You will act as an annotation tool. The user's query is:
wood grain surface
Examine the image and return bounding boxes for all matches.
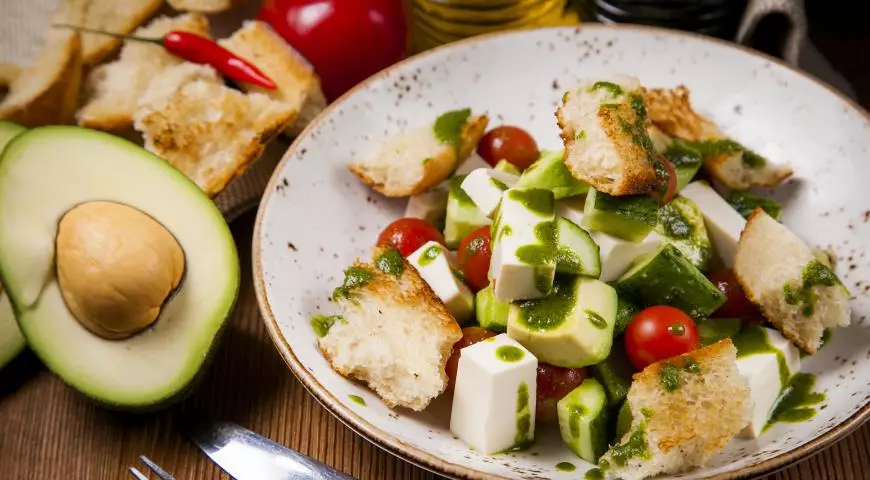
[1,212,868,480]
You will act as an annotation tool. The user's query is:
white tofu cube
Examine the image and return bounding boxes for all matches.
[407,241,474,323]
[680,181,746,268]
[460,168,519,217]
[405,183,448,225]
[556,196,587,226]
[454,152,491,176]
[450,334,538,454]
[735,326,801,438]
[489,188,556,301]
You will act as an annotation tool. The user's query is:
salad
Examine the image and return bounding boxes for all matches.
[313,75,852,479]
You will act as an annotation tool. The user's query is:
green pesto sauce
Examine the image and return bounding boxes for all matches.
[311,314,344,337]
[727,190,783,220]
[568,404,585,438]
[575,130,586,140]
[734,325,791,386]
[590,81,624,97]
[640,407,655,419]
[332,266,373,301]
[516,221,558,266]
[682,356,702,374]
[660,363,681,391]
[764,373,826,431]
[742,150,767,168]
[820,329,832,350]
[586,309,608,329]
[496,345,525,362]
[507,188,555,217]
[433,108,471,147]
[515,381,532,447]
[490,177,510,191]
[690,139,768,168]
[418,245,442,267]
[595,192,659,227]
[515,276,576,331]
[658,201,693,239]
[348,394,366,406]
[663,141,703,168]
[450,175,476,206]
[668,323,686,336]
[556,462,576,472]
[451,266,466,283]
[466,236,487,255]
[375,248,404,277]
[608,422,650,467]
[584,468,604,480]
[556,247,583,273]
[783,260,841,317]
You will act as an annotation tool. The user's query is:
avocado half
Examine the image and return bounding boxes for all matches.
[0,120,27,369]
[0,126,240,409]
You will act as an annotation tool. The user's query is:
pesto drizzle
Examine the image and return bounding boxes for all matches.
[433,108,471,152]
[590,81,624,97]
[688,139,768,169]
[348,394,366,406]
[515,381,532,448]
[515,276,576,331]
[783,260,842,317]
[375,248,404,277]
[586,309,608,329]
[311,314,344,338]
[332,266,373,301]
[496,345,525,362]
[764,373,826,430]
[584,468,604,480]
[607,421,651,467]
[418,245,442,267]
[555,462,576,472]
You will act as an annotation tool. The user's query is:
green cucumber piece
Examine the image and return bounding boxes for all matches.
[591,341,634,408]
[616,244,726,318]
[615,401,632,440]
[614,292,640,337]
[727,190,783,220]
[662,140,703,191]
[555,217,601,277]
[582,189,657,242]
[475,285,510,333]
[557,378,610,463]
[444,175,491,248]
[515,149,589,199]
[494,159,522,176]
[697,318,743,346]
[655,196,712,272]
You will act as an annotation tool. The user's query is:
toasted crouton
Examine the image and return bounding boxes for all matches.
[0,64,21,99]
[642,86,720,142]
[58,0,163,65]
[318,247,462,410]
[556,76,660,196]
[218,21,326,137]
[133,63,295,197]
[702,142,793,189]
[0,30,82,127]
[167,0,248,13]
[599,340,750,480]
[77,14,211,133]
[734,210,850,354]
[349,110,489,197]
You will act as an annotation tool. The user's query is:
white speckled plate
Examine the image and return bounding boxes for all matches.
[253,25,870,479]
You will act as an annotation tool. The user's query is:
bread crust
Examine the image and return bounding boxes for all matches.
[168,0,249,13]
[642,85,720,142]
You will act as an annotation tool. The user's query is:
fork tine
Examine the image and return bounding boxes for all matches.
[128,467,149,480]
[139,455,176,480]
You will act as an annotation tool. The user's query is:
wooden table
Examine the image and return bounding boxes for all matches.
[2,212,868,479]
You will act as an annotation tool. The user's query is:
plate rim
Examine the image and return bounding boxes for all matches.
[252,23,870,480]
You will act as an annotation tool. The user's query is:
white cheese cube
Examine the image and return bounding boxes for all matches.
[405,182,449,225]
[680,181,746,268]
[555,196,587,226]
[454,152,491,176]
[450,334,538,454]
[460,168,519,217]
[489,188,557,301]
[407,241,474,323]
[735,326,801,438]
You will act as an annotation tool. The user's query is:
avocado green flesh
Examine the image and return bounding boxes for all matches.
[516,150,589,199]
[557,378,609,463]
[0,121,27,369]
[494,159,522,176]
[0,127,240,408]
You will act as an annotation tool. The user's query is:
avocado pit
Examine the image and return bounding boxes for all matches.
[55,201,185,340]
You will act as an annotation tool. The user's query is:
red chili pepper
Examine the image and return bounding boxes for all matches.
[54,25,276,90]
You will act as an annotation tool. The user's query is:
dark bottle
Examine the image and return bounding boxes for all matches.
[584,0,749,39]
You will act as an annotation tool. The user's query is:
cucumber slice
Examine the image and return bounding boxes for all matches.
[557,378,609,463]
[515,149,589,199]
[655,196,712,272]
[444,175,491,248]
[727,190,783,220]
[662,140,703,191]
[591,341,634,407]
[475,285,510,333]
[613,291,640,337]
[615,400,632,440]
[616,244,726,318]
[494,159,522,176]
[583,189,658,242]
[555,217,601,277]
[698,317,743,346]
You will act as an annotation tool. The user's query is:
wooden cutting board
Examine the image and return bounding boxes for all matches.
[1,212,868,480]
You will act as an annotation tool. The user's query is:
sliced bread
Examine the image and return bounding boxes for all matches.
[642,86,720,142]
[318,247,463,410]
[599,340,750,480]
[167,0,248,13]
[734,209,851,354]
[59,0,163,65]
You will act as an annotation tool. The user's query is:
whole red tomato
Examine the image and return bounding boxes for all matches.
[476,126,539,170]
[708,269,762,323]
[376,218,444,257]
[625,306,700,370]
[258,0,408,101]
[446,327,497,392]
[536,363,588,423]
[457,226,492,292]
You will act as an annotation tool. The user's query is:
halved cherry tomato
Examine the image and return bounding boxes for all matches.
[446,327,497,392]
[625,306,700,370]
[536,363,588,423]
[457,226,492,292]
[376,218,444,257]
[708,268,762,323]
[477,126,539,170]
[651,154,678,204]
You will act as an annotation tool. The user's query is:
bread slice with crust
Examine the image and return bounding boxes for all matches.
[133,63,295,197]
[317,247,462,411]
[0,64,21,98]
[349,110,489,197]
[218,20,326,137]
[599,340,750,480]
[734,209,851,354]
[58,0,163,66]
[167,0,248,13]
[556,76,660,196]
[642,86,720,142]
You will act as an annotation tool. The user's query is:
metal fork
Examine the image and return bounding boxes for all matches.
[128,455,176,480]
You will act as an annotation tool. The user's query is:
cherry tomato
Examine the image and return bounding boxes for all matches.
[651,154,678,204]
[476,126,540,170]
[258,0,408,101]
[457,226,492,292]
[536,363,588,423]
[376,218,444,257]
[708,268,763,323]
[625,306,700,370]
[446,327,497,392]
